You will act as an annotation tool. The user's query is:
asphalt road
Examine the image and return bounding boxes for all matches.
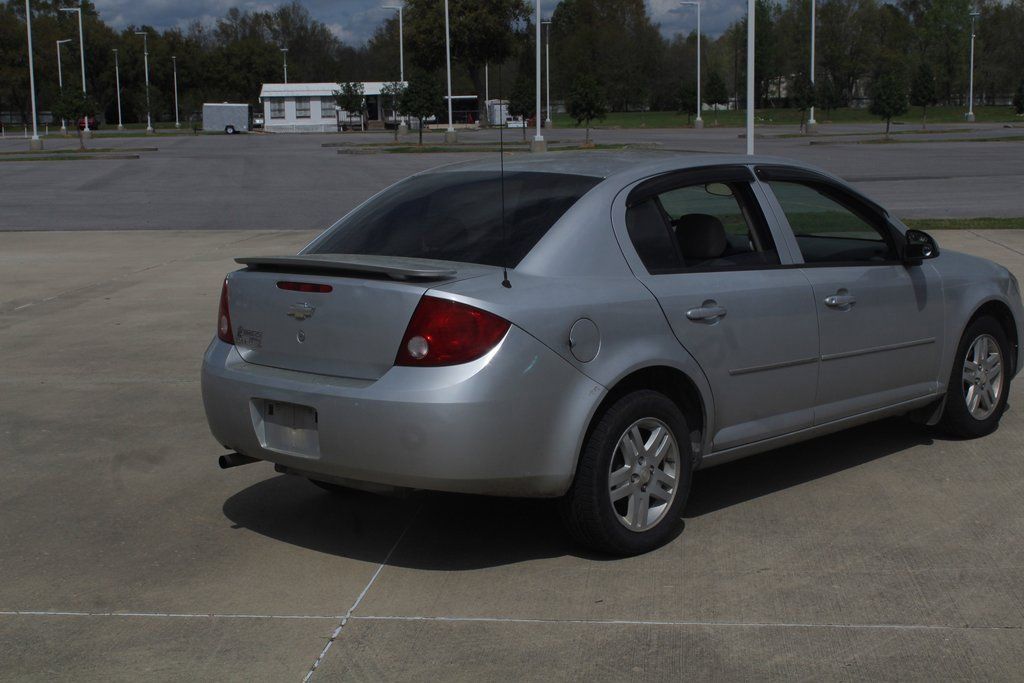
[0,121,1022,232]
[1,228,1024,679]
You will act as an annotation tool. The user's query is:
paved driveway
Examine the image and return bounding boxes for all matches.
[1,229,1023,680]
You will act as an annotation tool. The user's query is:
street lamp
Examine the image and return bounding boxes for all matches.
[112,48,123,129]
[542,20,552,127]
[24,0,42,150]
[135,31,154,134]
[966,8,980,122]
[382,5,404,82]
[746,0,755,155]
[443,0,456,142]
[383,4,406,132]
[60,4,89,134]
[680,1,702,128]
[532,0,545,152]
[172,55,180,128]
[56,38,72,134]
[808,0,817,128]
[280,47,288,84]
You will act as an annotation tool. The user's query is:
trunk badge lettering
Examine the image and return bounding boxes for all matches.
[287,302,316,321]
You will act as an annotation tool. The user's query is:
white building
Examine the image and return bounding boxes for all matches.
[258,82,405,133]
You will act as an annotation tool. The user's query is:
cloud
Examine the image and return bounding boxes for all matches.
[92,0,748,45]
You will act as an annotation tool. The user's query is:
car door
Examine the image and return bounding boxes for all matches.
[758,168,944,423]
[614,166,820,452]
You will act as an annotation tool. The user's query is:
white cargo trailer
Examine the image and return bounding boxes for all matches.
[202,103,250,134]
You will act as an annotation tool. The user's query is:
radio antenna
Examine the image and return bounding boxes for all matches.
[498,63,511,289]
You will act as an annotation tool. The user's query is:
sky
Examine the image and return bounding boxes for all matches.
[92,0,749,45]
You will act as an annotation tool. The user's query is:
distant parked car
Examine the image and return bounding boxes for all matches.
[252,114,264,130]
[77,116,98,131]
[203,153,1022,556]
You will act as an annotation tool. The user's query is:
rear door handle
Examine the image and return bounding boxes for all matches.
[686,305,727,321]
[824,294,856,308]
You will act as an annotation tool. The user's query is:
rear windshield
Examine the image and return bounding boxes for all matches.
[311,171,600,267]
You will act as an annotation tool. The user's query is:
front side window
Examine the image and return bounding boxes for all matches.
[311,171,600,267]
[295,97,311,118]
[626,181,780,272]
[320,97,335,118]
[769,181,897,264]
[269,98,285,119]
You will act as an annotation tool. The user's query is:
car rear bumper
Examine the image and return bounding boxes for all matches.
[201,328,604,497]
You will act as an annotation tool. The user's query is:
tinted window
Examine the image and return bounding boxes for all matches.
[769,181,897,264]
[626,181,779,272]
[312,171,600,267]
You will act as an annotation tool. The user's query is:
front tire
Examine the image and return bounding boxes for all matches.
[560,390,693,556]
[939,315,1011,438]
[225,125,236,135]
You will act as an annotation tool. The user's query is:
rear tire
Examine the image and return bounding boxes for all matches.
[225,125,236,135]
[560,390,693,556]
[938,315,1011,438]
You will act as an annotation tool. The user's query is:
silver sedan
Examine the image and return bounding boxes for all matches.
[202,153,1022,555]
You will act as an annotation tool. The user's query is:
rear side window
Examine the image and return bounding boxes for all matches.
[768,181,897,264]
[626,181,780,272]
[312,171,600,267]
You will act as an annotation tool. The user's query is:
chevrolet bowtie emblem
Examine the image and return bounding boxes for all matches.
[287,302,316,321]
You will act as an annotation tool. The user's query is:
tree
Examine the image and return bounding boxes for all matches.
[909,62,937,128]
[404,0,529,124]
[789,72,816,132]
[335,82,365,131]
[508,72,534,141]
[870,67,909,136]
[1014,79,1024,116]
[567,74,606,145]
[676,80,697,124]
[380,81,405,139]
[815,74,843,119]
[398,70,442,145]
[704,70,729,125]
[51,91,98,150]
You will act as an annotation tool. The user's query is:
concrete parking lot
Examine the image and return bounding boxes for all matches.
[1,135,1024,680]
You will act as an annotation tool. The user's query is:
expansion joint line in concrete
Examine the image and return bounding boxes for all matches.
[302,504,422,682]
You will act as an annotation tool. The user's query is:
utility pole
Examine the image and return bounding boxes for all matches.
[746,0,755,155]
[25,0,42,150]
[172,55,180,128]
[531,0,546,152]
[57,38,72,134]
[680,2,703,128]
[443,0,456,142]
[135,31,154,134]
[113,48,123,129]
[60,4,89,135]
[966,8,980,122]
[281,47,288,84]
[542,20,552,127]
[808,0,817,129]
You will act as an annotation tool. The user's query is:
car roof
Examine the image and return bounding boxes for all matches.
[426,150,836,184]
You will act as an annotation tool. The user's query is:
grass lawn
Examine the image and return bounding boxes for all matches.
[552,106,1023,129]
[905,217,1024,230]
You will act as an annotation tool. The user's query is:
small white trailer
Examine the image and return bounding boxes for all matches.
[202,103,250,134]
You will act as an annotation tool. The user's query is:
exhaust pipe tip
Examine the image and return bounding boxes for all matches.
[218,452,258,469]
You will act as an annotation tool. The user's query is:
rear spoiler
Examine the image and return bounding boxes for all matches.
[234,255,459,281]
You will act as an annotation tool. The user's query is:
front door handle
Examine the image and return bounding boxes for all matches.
[824,294,856,308]
[686,304,727,321]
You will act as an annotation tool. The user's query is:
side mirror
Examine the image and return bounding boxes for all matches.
[903,229,939,263]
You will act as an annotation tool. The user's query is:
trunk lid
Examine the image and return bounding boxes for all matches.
[226,255,490,380]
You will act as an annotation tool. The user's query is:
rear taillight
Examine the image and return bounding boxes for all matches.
[217,278,234,344]
[395,296,511,367]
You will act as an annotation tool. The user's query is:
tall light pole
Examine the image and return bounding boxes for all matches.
[172,55,180,128]
[680,2,702,128]
[541,20,552,127]
[808,0,817,128]
[531,0,545,152]
[966,8,980,122]
[112,48,123,129]
[135,31,153,134]
[280,47,288,84]
[25,0,42,150]
[382,5,404,82]
[746,0,755,155]
[60,4,89,134]
[443,0,456,142]
[56,38,72,134]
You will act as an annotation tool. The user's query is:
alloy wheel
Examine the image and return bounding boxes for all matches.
[607,418,679,532]
[962,333,1003,420]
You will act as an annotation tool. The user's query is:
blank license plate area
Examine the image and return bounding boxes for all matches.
[251,399,320,457]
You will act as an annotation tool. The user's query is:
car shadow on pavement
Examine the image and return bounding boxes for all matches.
[222,417,935,569]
